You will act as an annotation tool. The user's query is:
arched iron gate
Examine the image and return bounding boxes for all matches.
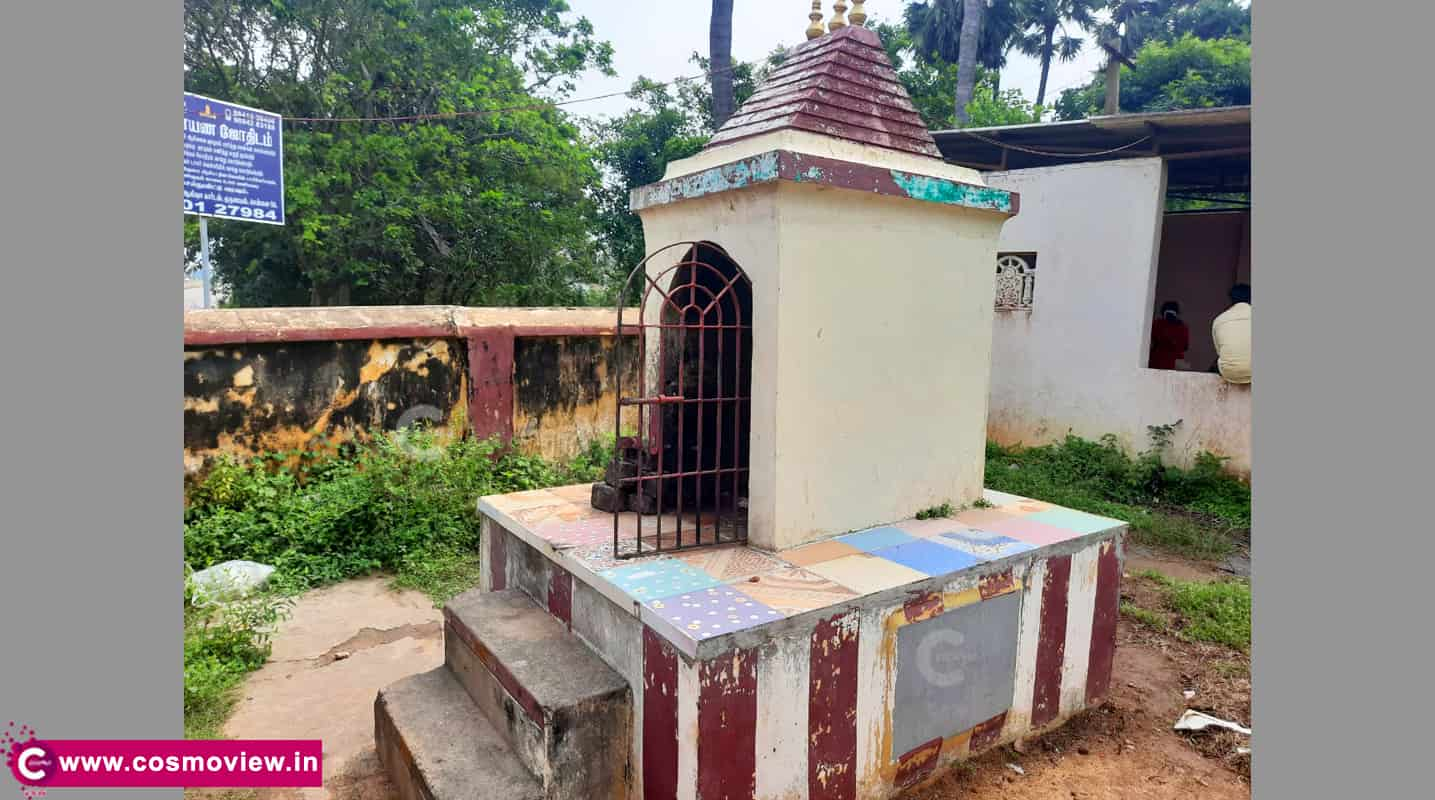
[610,242,752,558]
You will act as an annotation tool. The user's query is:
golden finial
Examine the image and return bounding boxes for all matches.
[850,1,867,27]
[806,1,825,40]
[829,1,848,32]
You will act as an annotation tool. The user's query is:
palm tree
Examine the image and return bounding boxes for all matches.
[1016,0,1102,108]
[709,0,735,129]
[1097,1,1197,113]
[906,0,1025,122]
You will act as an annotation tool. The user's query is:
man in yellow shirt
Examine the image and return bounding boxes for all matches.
[1212,284,1251,384]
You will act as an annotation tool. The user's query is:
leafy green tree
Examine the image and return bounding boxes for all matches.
[1166,0,1251,41]
[1055,34,1250,119]
[965,77,1042,126]
[1015,0,1102,107]
[588,48,785,283]
[588,80,711,282]
[183,0,615,307]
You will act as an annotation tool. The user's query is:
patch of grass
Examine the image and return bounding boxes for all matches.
[915,502,955,520]
[1166,578,1251,650]
[391,544,486,606]
[1126,510,1237,561]
[1129,572,1251,651]
[984,430,1249,560]
[1120,601,1170,633]
[971,498,996,509]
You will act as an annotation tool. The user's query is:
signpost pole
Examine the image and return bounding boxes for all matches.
[198,216,213,309]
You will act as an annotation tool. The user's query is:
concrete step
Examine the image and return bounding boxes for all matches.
[444,588,631,800]
[374,667,543,800]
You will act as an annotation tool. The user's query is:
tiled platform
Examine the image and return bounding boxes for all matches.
[478,486,1124,658]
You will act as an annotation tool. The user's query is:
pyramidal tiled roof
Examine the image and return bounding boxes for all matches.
[704,25,942,159]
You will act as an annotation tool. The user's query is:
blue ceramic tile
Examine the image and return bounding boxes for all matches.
[930,529,1035,560]
[644,585,786,640]
[1025,508,1126,535]
[838,526,917,553]
[599,558,723,600]
[872,539,981,576]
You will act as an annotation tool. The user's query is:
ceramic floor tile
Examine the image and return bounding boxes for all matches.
[677,545,788,581]
[645,585,785,641]
[929,529,1036,560]
[981,489,1031,506]
[532,516,616,548]
[953,508,1019,528]
[779,539,864,567]
[738,567,858,615]
[805,553,929,594]
[599,558,724,600]
[894,517,976,538]
[837,526,918,553]
[547,483,597,506]
[485,488,563,514]
[872,539,981,576]
[984,517,1083,547]
[1024,508,1126,535]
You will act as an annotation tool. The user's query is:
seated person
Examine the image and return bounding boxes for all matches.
[1212,284,1251,384]
[1149,301,1190,370]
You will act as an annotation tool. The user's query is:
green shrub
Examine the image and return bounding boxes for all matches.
[183,575,292,739]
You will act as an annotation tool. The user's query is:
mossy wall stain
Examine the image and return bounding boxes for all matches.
[183,338,467,474]
[512,336,639,460]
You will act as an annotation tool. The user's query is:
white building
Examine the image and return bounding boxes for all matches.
[934,107,1252,476]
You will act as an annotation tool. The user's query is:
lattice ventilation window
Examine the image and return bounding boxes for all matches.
[995,252,1036,311]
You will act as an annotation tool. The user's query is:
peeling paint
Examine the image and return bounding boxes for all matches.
[888,170,1014,213]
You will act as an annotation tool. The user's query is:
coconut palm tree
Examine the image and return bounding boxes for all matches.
[709,0,735,128]
[1016,0,1102,108]
[906,0,1025,122]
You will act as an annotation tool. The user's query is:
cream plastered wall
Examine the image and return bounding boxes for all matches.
[639,133,1008,550]
[984,159,1251,477]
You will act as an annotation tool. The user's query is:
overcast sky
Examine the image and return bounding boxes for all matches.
[562,0,1109,124]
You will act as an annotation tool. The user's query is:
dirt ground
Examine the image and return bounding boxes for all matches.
[206,556,1250,800]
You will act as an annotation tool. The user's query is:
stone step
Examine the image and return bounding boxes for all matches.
[374,667,544,800]
[444,588,632,800]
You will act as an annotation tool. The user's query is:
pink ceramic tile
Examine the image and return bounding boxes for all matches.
[485,488,563,514]
[984,516,1083,547]
[548,483,597,506]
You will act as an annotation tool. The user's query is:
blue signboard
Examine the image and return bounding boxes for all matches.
[183,93,284,225]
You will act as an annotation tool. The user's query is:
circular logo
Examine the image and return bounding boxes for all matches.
[11,741,57,786]
[392,404,446,462]
[915,629,968,688]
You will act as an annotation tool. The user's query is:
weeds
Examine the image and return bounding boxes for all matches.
[185,432,610,598]
[1120,601,1170,633]
[183,574,292,739]
[182,431,613,737]
[915,502,955,520]
[1129,572,1251,651]
[985,429,1249,559]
